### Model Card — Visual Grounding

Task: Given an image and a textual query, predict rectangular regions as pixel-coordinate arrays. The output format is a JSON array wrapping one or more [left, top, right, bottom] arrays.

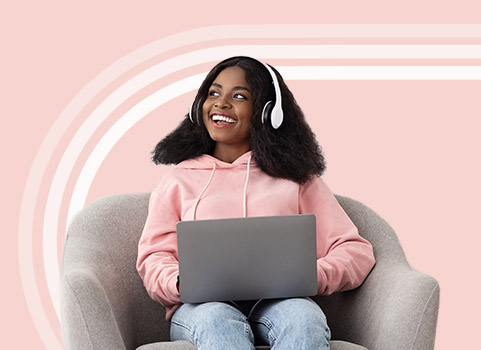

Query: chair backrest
[[62, 192, 420, 349]]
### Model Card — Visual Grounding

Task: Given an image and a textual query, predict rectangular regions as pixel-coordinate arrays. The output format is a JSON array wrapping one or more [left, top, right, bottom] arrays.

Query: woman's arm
[[136, 190, 181, 307], [299, 177, 376, 295]]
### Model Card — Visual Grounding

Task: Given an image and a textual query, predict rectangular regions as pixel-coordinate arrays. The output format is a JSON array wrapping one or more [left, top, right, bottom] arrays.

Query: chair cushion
[[136, 340, 196, 349], [136, 340, 368, 349], [331, 340, 368, 350]]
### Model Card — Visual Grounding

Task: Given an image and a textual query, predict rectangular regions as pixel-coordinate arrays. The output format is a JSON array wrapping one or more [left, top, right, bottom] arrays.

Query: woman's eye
[[208, 90, 220, 97], [234, 93, 246, 99]]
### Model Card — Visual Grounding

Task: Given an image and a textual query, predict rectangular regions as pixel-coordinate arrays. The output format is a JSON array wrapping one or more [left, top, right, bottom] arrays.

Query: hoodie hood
[[177, 151, 254, 220], [177, 151, 255, 170]]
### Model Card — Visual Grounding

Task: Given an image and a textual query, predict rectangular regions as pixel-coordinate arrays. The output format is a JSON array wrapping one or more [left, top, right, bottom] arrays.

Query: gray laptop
[[176, 214, 317, 304]]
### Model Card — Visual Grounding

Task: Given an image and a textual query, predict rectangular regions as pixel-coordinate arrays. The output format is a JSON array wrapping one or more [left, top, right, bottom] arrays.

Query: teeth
[[212, 114, 236, 123]]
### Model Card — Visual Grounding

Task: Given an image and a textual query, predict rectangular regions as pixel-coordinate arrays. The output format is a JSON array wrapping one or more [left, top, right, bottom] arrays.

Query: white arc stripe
[[44, 44, 481, 319]]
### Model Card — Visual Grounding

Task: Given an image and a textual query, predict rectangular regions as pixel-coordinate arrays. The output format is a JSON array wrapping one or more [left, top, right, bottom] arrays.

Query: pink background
[[3, 1, 481, 349]]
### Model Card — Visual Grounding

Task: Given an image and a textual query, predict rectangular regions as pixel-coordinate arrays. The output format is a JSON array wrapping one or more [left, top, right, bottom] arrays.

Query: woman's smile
[[210, 113, 237, 127]]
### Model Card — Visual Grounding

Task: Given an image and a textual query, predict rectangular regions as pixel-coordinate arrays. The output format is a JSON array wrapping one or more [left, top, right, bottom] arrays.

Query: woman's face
[[202, 66, 254, 153]]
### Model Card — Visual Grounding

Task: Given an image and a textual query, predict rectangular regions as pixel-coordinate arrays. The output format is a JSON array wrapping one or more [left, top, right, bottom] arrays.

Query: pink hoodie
[[137, 151, 375, 320]]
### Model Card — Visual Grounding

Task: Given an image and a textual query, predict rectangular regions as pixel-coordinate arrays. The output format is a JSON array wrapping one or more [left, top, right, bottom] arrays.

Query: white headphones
[[189, 60, 284, 129]]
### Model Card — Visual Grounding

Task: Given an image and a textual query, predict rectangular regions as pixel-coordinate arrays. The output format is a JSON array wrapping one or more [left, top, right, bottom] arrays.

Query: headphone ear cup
[[189, 102, 195, 124], [261, 100, 273, 125]]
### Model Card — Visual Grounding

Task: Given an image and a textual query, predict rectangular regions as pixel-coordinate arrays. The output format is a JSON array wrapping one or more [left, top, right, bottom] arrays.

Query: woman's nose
[[214, 97, 231, 108]]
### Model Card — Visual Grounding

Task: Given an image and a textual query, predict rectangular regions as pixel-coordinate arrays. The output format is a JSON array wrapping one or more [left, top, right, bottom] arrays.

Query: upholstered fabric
[[61, 193, 439, 350], [135, 340, 367, 350]]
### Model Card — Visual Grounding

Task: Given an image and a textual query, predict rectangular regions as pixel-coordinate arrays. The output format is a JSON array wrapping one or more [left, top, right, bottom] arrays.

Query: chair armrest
[[314, 265, 440, 350], [363, 266, 439, 350], [62, 193, 170, 349], [61, 269, 126, 350]]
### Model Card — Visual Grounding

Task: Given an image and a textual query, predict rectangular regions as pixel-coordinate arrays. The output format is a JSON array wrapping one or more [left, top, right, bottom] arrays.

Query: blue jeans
[[170, 297, 331, 350]]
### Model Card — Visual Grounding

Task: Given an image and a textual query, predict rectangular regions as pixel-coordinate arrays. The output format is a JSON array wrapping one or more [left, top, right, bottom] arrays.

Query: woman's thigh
[[170, 302, 255, 350], [249, 297, 330, 350]]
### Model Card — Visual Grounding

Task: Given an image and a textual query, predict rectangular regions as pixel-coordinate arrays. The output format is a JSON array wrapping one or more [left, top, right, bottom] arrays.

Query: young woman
[[137, 56, 375, 349]]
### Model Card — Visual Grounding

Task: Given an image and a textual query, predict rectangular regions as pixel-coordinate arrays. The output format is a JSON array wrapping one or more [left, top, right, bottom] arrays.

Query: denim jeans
[[170, 297, 331, 350]]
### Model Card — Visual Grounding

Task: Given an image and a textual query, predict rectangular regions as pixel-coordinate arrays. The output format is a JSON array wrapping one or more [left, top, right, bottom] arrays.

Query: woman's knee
[[171, 302, 255, 349], [174, 302, 241, 327], [252, 298, 330, 341], [280, 298, 327, 329]]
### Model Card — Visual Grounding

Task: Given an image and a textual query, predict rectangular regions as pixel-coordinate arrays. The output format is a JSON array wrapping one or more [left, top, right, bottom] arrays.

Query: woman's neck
[[212, 144, 251, 163]]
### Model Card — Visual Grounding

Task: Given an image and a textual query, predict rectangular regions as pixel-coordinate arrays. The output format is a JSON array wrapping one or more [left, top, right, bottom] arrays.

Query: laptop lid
[[177, 214, 317, 304]]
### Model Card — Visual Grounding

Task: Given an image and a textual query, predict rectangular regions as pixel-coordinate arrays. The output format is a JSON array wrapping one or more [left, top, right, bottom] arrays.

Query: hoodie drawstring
[[243, 155, 252, 218], [192, 155, 252, 220], [192, 163, 217, 220]]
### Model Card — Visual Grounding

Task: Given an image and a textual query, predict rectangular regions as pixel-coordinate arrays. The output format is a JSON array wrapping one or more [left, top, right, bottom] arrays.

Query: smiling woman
[[137, 56, 376, 349]]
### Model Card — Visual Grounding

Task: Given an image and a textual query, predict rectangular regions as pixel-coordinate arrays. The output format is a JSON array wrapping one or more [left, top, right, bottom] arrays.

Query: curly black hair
[[152, 56, 326, 184]]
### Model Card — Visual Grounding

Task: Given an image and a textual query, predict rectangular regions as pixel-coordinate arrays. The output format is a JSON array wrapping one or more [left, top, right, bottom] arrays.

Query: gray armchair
[[61, 193, 439, 350]]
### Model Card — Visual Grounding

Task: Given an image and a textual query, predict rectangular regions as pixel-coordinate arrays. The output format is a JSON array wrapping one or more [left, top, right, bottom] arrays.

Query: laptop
[[176, 214, 318, 304]]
